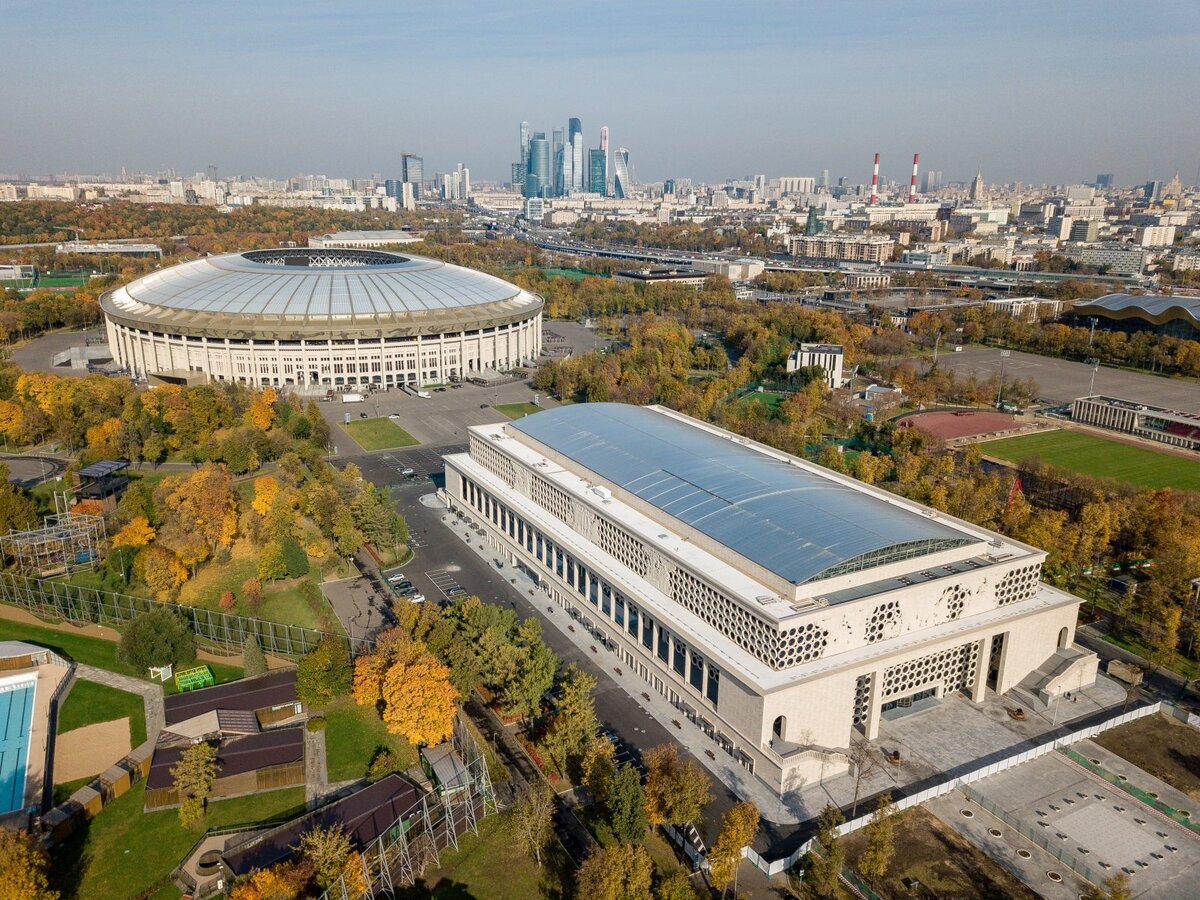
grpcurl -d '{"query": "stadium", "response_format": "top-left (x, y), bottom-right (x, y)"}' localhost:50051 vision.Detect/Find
top-left (100, 248), bottom-right (543, 389)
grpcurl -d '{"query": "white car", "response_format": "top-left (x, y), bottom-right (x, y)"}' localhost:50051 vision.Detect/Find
top-left (408, 594), bottom-right (426, 603)
top-left (386, 573), bottom-right (406, 583)
top-left (388, 413), bottom-right (400, 419)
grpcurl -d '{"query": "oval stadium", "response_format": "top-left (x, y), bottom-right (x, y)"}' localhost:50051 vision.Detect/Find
top-left (100, 248), bottom-right (543, 389)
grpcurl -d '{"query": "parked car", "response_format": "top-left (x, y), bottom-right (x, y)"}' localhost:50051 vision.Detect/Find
top-left (386, 573), bottom-right (406, 583)
top-left (408, 594), bottom-right (426, 603)
top-left (400, 467), bottom-right (415, 476)
top-left (359, 411), bottom-right (369, 418)
top-left (388, 413), bottom-right (400, 419)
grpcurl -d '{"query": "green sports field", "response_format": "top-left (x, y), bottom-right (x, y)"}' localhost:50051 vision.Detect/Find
top-left (980, 429), bottom-right (1200, 492)
top-left (342, 417), bottom-right (419, 450)
top-left (492, 402), bottom-right (542, 419)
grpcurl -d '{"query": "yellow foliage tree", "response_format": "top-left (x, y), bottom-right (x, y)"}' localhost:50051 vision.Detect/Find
top-left (252, 475), bottom-right (281, 517)
top-left (134, 545), bottom-right (188, 598)
top-left (85, 417), bottom-right (122, 454)
top-left (229, 859), bottom-right (311, 900)
top-left (246, 386), bottom-right (277, 430)
top-left (0, 400), bottom-right (25, 436)
top-left (112, 516), bottom-right (156, 549)
top-left (352, 629), bottom-right (456, 746)
top-left (71, 499), bottom-right (106, 518)
top-left (0, 826), bottom-right (57, 900)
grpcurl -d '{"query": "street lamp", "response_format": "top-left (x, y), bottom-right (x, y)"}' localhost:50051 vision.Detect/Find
top-left (1087, 358), bottom-right (1100, 397)
top-left (996, 350), bottom-right (1010, 407)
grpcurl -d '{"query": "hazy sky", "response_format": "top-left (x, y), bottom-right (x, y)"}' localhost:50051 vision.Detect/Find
top-left (4, 0), bottom-right (1199, 186)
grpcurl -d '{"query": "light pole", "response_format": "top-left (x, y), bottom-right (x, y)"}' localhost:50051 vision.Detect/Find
top-left (933, 332), bottom-right (944, 364)
top-left (996, 350), bottom-right (1010, 407)
top-left (1087, 358), bottom-right (1100, 397)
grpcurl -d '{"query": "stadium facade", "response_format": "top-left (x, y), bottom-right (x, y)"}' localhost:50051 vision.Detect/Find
top-left (443, 403), bottom-right (1097, 794)
top-left (100, 249), bottom-right (543, 388)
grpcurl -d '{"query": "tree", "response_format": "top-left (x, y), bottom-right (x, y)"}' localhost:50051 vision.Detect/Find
top-left (246, 386), bottom-right (277, 430)
top-left (575, 844), bottom-right (654, 900)
top-left (803, 804), bottom-right (845, 899)
top-left (296, 636), bottom-right (353, 707)
top-left (708, 801), bottom-right (759, 896)
top-left (171, 741), bottom-right (218, 827)
top-left (258, 540), bottom-right (287, 582)
top-left (848, 737), bottom-right (879, 818)
top-left (118, 605), bottom-right (196, 673)
top-left (608, 763), bottom-right (649, 845)
top-left (352, 632), bottom-right (457, 746)
top-left (582, 734), bottom-right (616, 812)
top-left (643, 744), bottom-right (712, 827)
top-left (297, 824), bottom-right (353, 889)
top-left (509, 780), bottom-right (555, 868)
top-left (252, 474), bottom-right (281, 517)
top-left (542, 664), bottom-right (598, 780)
top-left (654, 872), bottom-right (699, 900)
top-left (0, 827), bottom-right (56, 900)
top-left (280, 537), bottom-right (309, 577)
top-left (133, 545), bottom-right (188, 598)
top-left (1081, 873), bottom-right (1133, 900)
top-left (111, 515), bottom-right (155, 549)
top-left (243, 635), bottom-right (268, 677)
top-left (857, 793), bottom-right (896, 881)
top-left (229, 859), bottom-right (312, 900)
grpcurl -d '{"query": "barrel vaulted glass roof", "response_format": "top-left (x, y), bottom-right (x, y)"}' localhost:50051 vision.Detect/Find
top-left (512, 403), bottom-right (977, 585)
top-left (115, 249), bottom-right (528, 318)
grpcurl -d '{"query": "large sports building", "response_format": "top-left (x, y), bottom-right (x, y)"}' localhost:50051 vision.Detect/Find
top-left (100, 248), bottom-right (543, 388)
top-left (444, 403), bottom-right (1097, 794)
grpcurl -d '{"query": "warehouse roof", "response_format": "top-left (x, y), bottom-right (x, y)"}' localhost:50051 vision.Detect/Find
top-left (511, 403), bottom-right (974, 586)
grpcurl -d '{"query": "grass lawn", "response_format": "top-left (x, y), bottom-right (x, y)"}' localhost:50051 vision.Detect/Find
top-left (396, 812), bottom-right (573, 900)
top-left (50, 781), bottom-right (306, 900)
top-left (57, 679), bottom-right (148, 748)
top-left (177, 554), bottom-right (332, 631)
top-left (1093, 712), bottom-right (1200, 800)
top-left (322, 697), bottom-right (419, 782)
top-left (744, 390), bottom-right (789, 409)
top-left (0, 618), bottom-right (243, 692)
top-left (493, 402), bottom-right (543, 420)
top-left (343, 417), bottom-right (420, 451)
top-left (980, 429), bottom-right (1200, 491)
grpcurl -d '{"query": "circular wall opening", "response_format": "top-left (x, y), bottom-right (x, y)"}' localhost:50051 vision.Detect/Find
top-left (1048, 872), bottom-right (1063, 883)
top-left (989, 828), bottom-right (1002, 837)
top-left (960, 809), bottom-right (974, 818)
top-left (1018, 849), bottom-right (1032, 860)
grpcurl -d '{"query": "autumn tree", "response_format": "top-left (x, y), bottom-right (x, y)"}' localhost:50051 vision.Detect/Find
top-left (156, 463), bottom-right (238, 566)
top-left (654, 872), bottom-right (699, 900)
top-left (803, 804), bottom-right (845, 899)
top-left (246, 386), bottom-right (277, 430)
top-left (608, 763), bottom-right (649, 845)
top-left (708, 801), bottom-right (759, 896)
top-left (510, 780), bottom-right (555, 868)
top-left (575, 843), bottom-right (654, 900)
top-left (229, 859), bottom-right (312, 900)
top-left (258, 540), bottom-right (287, 582)
top-left (643, 744), bottom-right (712, 828)
top-left (252, 474), bottom-right (281, 517)
top-left (297, 824), bottom-right (353, 889)
top-left (171, 741), bottom-right (218, 827)
top-left (112, 515), bottom-right (155, 549)
top-left (296, 636), bottom-right (353, 707)
top-left (858, 792), bottom-right (898, 881)
top-left (352, 630), bottom-right (457, 746)
top-left (582, 733), bottom-right (616, 812)
top-left (542, 664), bottom-right (598, 780)
top-left (0, 827), bottom-right (57, 900)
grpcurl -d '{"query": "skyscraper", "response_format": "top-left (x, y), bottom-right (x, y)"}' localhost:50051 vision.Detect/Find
top-left (401, 154), bottom-right (423, 200)
top-left (969, 171), bottom-right (985, 201)
top-left (588, 148), bottom-right (607, 196)
top-left (552, 127), bottom-right (566, 197)
top-left (519, 121), bottom-right (530, 168)
top-left (526, 133), bottom-right (550, 198)
top-left (569, 117), bottom-right (584, 194)
top-left (613, 147), bottom-right (631, 200)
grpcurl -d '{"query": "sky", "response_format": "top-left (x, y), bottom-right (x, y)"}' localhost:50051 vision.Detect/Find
top-left (3, 0), bottom-right (1199, 187)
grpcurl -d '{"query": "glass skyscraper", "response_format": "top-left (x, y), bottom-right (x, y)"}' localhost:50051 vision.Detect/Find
top-left (588, 148), bottom-right (607, 196)
top-left (401, 154), bottom-right (423, 200)
top-left (613, 148), bottom-right (631, 200)
top-left (552, 127), bottom-right (566, 197)
top-left (569, 118), bottom-right (584, 195)
top-left (526, 134), bottom-right (550, 198)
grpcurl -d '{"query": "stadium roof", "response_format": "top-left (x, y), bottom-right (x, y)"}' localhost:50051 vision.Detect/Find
top-left (101, 248), bottom-right (542, 339)
top-left (511, 403), bottom-right (975, 586)
top-left (1074, 293), bottom-right (1200, 327)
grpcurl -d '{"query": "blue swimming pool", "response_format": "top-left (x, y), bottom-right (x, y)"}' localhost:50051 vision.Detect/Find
top-left (0, 680), bottom-right (34, 815)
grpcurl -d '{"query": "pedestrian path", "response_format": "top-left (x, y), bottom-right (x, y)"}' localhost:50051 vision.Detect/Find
top-left (76, 662), bottom-right (165, 743)
top-left (304, 725), bottom-right (328, 808)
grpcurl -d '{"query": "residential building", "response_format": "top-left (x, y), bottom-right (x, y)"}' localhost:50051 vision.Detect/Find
top-left (788, 234), bottom-right (895, 264)
top-left (786, 343), bottom-right (845, 387)
top-left (1136, 225), bottom-right (1176, 247)
top-left (1066, 243), bottom-right (1146, 276)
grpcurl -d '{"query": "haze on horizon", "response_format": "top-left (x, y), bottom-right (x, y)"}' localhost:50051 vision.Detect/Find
top-left (3, 0), bottom-right (1198, 187)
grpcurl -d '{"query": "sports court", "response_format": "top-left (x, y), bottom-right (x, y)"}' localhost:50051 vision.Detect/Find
top-left (897, 409), bottom-right (1021, 441)
top-left (0, 674), bottom-right (35, 814)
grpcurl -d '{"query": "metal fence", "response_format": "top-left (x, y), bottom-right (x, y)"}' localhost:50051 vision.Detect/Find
top-left (0, 571), bottom-right (374, 659)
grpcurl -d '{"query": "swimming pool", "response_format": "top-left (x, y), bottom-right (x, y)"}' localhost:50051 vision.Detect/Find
top-left (0, 677), bottom-right (35, 815)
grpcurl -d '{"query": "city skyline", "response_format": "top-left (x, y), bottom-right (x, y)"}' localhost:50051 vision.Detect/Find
top-left (3, 1), bottom-right (1199, 185)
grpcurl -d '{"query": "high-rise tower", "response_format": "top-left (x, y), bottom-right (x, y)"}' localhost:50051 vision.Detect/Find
top-left (552, 127), bottom-right (566, 197)
top-left (969, 171), bottom-right (985, 201)
top-left (569, 118), bottom-right (584, 194)
top-left (613, 147), bottom-right (631, 200)
top-left (526, 133), bottom-right (550, 198)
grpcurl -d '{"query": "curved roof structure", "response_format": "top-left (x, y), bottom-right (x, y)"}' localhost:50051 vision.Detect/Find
top-left (1074, 293), bottom-right (1200, 328)
top-left (512, 403), bottom-right (974, 586)
top-left (101, 248), bottom-right (542, 339)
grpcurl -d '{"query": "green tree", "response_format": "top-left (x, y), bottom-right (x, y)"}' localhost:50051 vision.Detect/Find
top-left (575, 844), bottom-right (654, 900)
top-left (171, 741), bottom-right (218, 828)
top-left (654, 872), bottom-right (699, 900)
top-left (857, 793), bottom-right (896, 881)
top-left (803, 804), bottom-right (845, 899)
top-left (509, 780), bottom-right (555, 868)
top-left (118, 606), bottom-right (196, 673)
top-left (258, 540), bottom-right (287, 582)
top-left (296, 636), bottom-right (353, 707)
top-left (541, 664), bottom-right (598, 780)
top-left (708, 801), bottom-right (759, 896)
top-left (297, 824), bottom-right (353, 890)
top-left (608, 763), bottom-right (649, 845)
top-left (582, 734), bottom-right (616, 812)
top-left (280, 537), bottom-right (309, 578)
top-left (242, 635), bottom-right (268, 677)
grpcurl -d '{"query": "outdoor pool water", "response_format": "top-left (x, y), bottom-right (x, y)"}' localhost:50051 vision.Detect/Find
top-left (0, 678), bottom-right (35, 814)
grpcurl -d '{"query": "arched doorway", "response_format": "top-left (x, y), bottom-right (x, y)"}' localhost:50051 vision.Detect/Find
top-left (1058, 626), bottom-right (1069, 649)
top-left (772, 715), bottom-right (786, 742)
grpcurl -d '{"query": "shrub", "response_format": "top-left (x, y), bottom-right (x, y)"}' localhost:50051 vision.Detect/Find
top-left (242, 577), bottom-right (263, 609)
top-left (281, 538), bottom-right (309, 578)
top-left (219, 590), bottom-right (236, 610)
top-left (243, 635), bottom-right (268, 677)
top-left (305, 716), bottom-right (327, 733)
top-left (367, 749), bottom-right (400, 782)
top-left (118, 606), bottom-right (196, 673)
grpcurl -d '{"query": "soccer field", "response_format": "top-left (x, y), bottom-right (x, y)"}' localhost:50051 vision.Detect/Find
top-left (980, 429), bottom-right (1200, 492)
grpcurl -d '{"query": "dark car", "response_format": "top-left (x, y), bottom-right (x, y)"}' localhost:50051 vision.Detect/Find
top-left (480, 403), bottom-right (489, 408)
top-left (359, 411), bottom-right (368, 418)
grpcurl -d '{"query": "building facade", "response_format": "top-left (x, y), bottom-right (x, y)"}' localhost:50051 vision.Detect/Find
top-left (788, 234), bottom-right (895, 264)
top-left (101, 249), bottom-right (542, 389)
top-left (787, 343), bottom-right (845, 388)
top-left (443, 404), bottom-right (1095, 794)
top-left (1071, 396), bottom-right (1200, 451)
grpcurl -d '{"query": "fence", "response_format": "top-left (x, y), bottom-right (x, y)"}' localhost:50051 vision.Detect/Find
top-left (748, 700), bottom-right (1164, 878)
top-left (1059, 747), bottom-right (1200, 836)
top-left (0, 571), bottom-right (374, 659)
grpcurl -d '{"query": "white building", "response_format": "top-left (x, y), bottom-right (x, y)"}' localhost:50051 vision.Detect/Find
top-left (985, 296), bottom-right (1062, 321)
top-left (787, 343), bottom-right (845, 388)
top-left (443, 404), bottom-right (1096, 794)
top-left (1067, 243), bottom-right (1146, 275)
top-left (1135, 225), bottom-right (1177, 247)
top-left (308, 230), bottom-right (421, 249)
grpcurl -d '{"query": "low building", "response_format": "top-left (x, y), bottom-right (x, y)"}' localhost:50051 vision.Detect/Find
top-left (1065, 243), bottom-right (1146, 275)
top-left (843, 269), bottom-right (891, 290)
top-left (308, 230), bottom-right (421, 248)
top-left (56, 241), bottom-right (162, 258)
top-left (443, 403), bottom-right (1096, 794)
top-left (1071, 396), bottom-right (1200, 451)
top-left (789, 234), bottom-right (894, 264)
top-left (614, 267), bottom-right (709, 290)
top-left (985, 296), bottom-right (1062, 321)
top-left (1071, 293), bottom-right (1200, 340)
top-left (787, 343), bottom-right (845, 388)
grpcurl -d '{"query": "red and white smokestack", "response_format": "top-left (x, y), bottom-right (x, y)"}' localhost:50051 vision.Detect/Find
top-left (909, 153), bottom-right (920, 203)
top-left (870, 152), bottom-right (880, 205)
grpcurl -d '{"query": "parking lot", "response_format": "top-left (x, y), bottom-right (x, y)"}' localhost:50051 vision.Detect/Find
top-left (425, 568), bottom-right (466, 601)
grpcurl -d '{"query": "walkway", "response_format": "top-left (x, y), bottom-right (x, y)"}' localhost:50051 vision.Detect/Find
top-left (76, 662), bottom-right (165, 742)
top-left (304, 725), bottom-right (328, 808)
